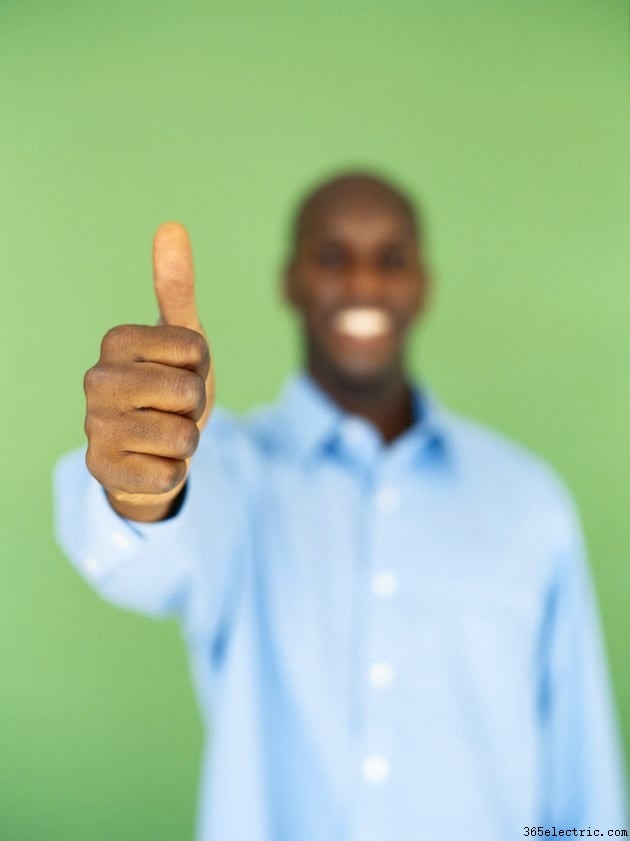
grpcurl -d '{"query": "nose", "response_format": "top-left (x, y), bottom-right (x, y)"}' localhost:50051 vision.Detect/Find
top-left (343, 264), bottom-right (383, 304)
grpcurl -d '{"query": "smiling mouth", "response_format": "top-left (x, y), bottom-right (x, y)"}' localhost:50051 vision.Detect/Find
top-left (331, 307), bottom-right (394, 340)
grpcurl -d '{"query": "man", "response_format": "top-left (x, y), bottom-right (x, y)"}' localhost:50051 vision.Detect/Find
top-left (54, 173), bottom-right (626, 840)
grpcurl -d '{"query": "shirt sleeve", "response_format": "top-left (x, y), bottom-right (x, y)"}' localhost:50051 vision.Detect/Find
top-left (537, 492), bottom-right (628, 828)
top-left (52, 409), bottom-right (252, 650)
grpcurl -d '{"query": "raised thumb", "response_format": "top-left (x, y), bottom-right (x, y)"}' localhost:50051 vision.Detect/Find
top-left (152, 222), bottom-right (201, 331)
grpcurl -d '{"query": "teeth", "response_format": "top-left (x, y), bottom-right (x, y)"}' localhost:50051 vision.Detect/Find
top-left (333, 308), bottom-right (392, 339)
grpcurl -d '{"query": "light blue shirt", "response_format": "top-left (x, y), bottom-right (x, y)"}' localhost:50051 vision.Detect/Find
top-left (54, 373), bottom-right (627, 841)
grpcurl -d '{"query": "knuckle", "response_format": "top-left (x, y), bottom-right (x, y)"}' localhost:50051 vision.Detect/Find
top-left (83, 365), bottom-right (97, 395)
top-left (100, 325), bottom-right (123, 356)
top-left (85, 446), bottom-right (95, 475)
top-left (85, 445), bottom-right (103, 481)
top-left (177, 371), bottom-right (205, 409)
top-left (157, 459), bottom-right (186, 492)
top-left (83, 362), bottom-right (117, 400)
top-left (188, 331), bottom-right (210, 368)
top-left (100, 324), bottom-right (137, 357)
top-left (168, 327), bottom-right (209, 370)
top-left (84, 411), bottom-right (96, 439)
top-left (172, 418), bottom-right (199, 459)
top-left (83, 368), bottom-right (94, 396)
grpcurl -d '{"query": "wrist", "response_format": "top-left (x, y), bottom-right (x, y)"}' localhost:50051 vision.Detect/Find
top-left (106, 482), bottom-right (187, 523)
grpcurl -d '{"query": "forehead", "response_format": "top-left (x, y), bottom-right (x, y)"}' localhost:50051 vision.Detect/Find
top-left (300, 209), bottom-right (415, 246)
top-left (299, 203), bottom-right (416, 247)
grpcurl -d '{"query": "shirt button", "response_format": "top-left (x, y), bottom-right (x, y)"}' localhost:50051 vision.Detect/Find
top-left (371, 571), bottom-right (399, 598)
top-left (84, 555), bottom-right (100, 576)
top-left (374, 485), bottom-right (399, 513)
top-left (367, 660), bottom-right (395, 689)
top-left (360, 754), bottom-right (390, 784)
top-left (112, 531), bottom-right (131, 550)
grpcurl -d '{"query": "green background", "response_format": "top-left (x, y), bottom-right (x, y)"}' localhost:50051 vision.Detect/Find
top-left (1, 2), bottom-right (628, 838)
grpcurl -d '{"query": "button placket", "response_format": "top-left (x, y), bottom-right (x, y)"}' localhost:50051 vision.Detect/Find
top-left (374, 484), bottom-right (400, 514)
top-left (354, 466), bottom-right (402, 799)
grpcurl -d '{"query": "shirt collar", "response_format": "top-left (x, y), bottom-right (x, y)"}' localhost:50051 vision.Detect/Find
top-left (275, 371), bottom-right (450, 468)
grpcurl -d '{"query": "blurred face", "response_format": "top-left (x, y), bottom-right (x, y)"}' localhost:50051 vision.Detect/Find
top-left (285, 203), bottom-right (428, 389)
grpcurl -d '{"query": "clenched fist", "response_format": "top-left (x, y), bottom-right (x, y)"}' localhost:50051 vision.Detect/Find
top-left (84, 223), bottom-right (214, 522)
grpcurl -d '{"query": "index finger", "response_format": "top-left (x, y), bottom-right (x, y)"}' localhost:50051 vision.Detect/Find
top-left (100, 324), bottom-right (210, 380)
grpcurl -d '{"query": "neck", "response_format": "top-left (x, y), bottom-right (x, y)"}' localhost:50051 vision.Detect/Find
top-left (307, 360), bottom-right (416, 444)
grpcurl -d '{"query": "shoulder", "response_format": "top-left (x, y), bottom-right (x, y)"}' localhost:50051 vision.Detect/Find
top-left (442, 406), bottom-right (580, 539)
top-left (446, 410), bottom-right (559, 486)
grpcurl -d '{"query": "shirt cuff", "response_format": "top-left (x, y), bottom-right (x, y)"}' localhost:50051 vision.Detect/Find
top-left (77, 470), bottom-right (197, 589)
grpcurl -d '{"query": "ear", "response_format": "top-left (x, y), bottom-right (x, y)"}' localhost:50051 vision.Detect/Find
top-left (282, 261), bottom-right (301, 310)
top-left (413, 259), bottom-right (432, 320)
top-left (420, 261), bottom-right (431, 306)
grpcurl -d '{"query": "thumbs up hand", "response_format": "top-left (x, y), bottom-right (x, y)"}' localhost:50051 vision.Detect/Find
top-left (152, 223), bottom-right (214, 430)
top-left (84, 223), bottom-right (214, 522)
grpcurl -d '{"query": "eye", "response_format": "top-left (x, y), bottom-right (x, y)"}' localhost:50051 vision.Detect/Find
top-left (315, 243), bottom-right (346, 269)
top-left (380, 248), bottom-right (407, 270)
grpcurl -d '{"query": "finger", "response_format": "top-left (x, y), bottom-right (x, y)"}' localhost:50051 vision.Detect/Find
top-left (99, 324), bottom-right (210, 379)
top-left (117, 411), bottom-right (200, 460)
top-left (101, 452), bottom-right (188, 496)
top-left (153, 222), bottom-right (201, 331)
top-left (86, 362), bottom-right (206, 420)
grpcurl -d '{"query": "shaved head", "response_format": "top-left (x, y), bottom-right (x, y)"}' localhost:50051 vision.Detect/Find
top-left (283, 169), bottom-right (428, 413)
top-left (290, 171), bottom-right (420, 256)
